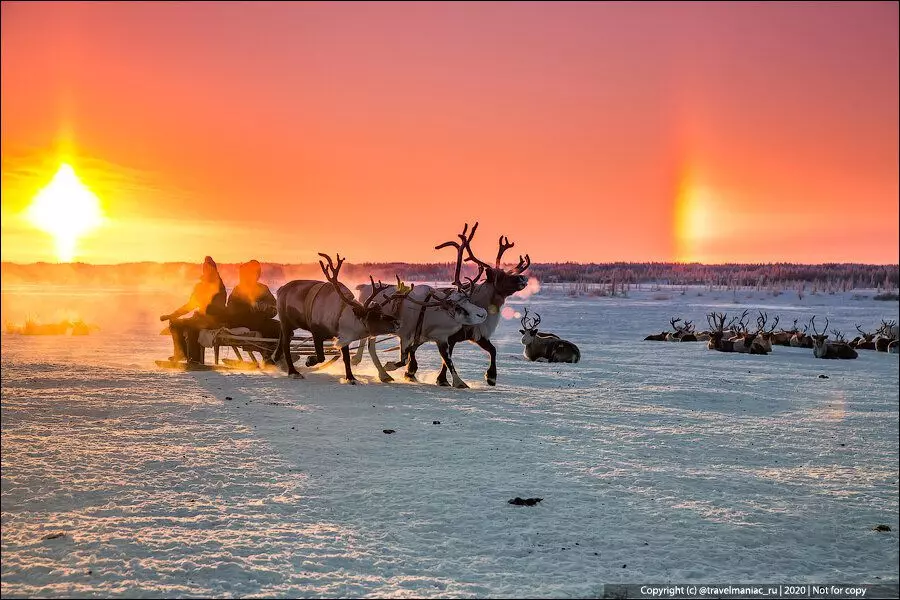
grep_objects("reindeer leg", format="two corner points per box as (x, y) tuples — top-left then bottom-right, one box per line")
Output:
(437, 341), (468, 389)
(404, 345), (420, 382)
(474, 337), (497, 386)
(368, 337), (393, 382)
(280, 322), (304, 379)
(306, 335), (326, 367)
(385, 338), (410, 372)
(351, 337), (366, 365)
(340, 346), (357, 384)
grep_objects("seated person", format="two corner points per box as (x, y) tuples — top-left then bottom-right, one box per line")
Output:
(226, 260), (280, 341)
(160, 256), (227, 363)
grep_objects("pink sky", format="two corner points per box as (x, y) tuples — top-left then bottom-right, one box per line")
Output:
(1, 1), (897, 264)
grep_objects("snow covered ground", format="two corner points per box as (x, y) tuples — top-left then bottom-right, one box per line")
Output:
(1, 285), (898, 598)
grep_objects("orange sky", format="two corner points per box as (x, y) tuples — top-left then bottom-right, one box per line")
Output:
(1, 1), (897, 265)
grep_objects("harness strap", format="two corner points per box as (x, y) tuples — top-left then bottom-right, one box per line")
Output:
(304, 282), (328, 328)
(412, 290), (432, 347)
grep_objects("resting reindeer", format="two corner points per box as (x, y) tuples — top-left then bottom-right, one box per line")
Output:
(809, 316), (858, 360)
(771, 319), (799, 347)
(351, 275), (488, 386)
(706, 312), (767, 354)
(850, 325), (877, 350)
(406, 222), (530, 387)
(666, 318), (697, 342)
(519, 309), (580, 363)
(790, 321), (814, 348)
(875, 320), (898, 352)
(272, 253), (402, 383)
(753, 312), (780, 353)
(644, 330), (670, 341)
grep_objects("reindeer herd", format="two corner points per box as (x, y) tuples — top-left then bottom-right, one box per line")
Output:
(273, 222), (535, 387)
(645, 310), (900, 359)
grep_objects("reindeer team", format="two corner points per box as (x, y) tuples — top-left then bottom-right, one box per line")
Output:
(273, 222), (550, 386)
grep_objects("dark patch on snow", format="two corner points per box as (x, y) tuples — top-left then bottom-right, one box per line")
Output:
(508, 497), (543, 506)
(874, 524), (892, 532)
(383, 429), (396, 434)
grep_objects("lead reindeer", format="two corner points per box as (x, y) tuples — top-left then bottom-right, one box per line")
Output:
(519, 308), (581, 363)
(272, 253), (402, 383)
(407, 222), (530, 387)
(809, 316), (858, 360)
(351, 273), (488, 386)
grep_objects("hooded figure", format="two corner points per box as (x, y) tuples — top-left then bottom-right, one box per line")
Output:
(226, 260), (280, 342)
(160, 256), (227, 363)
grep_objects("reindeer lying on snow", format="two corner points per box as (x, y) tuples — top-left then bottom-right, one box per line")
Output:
(809, 316), (858, 360)
(351, 274), (488, 386)
(666, 318), (698, 342)
(850, 325), (877, 350)
(706, 312), (768, 354)
(272, 253), (402, 383)
(875, 320), (899, 352)
(519, 308), (580, 363)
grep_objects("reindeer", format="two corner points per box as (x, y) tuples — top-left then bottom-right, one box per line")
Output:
(790, 321), (814, 348)
(272, 253), (402, 383)
(644, 330), (670, 341)
(850, 325), (877, 350)
(706, 312), (767, 354)
(809, 316), (858, 360)
(351, 274), (488, 386)
(519, 308), (581, 363)
(889, 340), (899, 354)
(753, 312), (780, 353)
(405, 222), (530, 387)
(666, 318), (697, 342)
(875, 320), (898, 352)
(771, 318), (799, 347)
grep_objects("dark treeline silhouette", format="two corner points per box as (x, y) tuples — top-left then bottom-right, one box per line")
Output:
(1, 261), (898, 291)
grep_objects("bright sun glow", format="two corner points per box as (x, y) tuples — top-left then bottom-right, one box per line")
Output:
(26, 164), (104, 262)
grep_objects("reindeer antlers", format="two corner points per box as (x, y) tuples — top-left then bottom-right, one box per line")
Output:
(521, 307), (541, 330)
(809, 315), (829, 337)
(436, 222), (481, 289)
(318, 252), (360, 308)
(496, 236), (515, 268)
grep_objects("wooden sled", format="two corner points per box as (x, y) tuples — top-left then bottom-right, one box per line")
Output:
(157, 332), (399, 373)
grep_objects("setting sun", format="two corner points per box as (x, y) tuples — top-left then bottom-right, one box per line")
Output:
(26, 163), (104, 262)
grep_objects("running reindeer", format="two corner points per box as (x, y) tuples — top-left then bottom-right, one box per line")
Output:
(272, 253), (402, 383)
(519, 308), (581, 363)
(809, 316), (858, 360)
(351, 273), (488, 386)
(405, 222), (530, 387)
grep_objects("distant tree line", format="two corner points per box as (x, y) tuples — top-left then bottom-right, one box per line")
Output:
(1, 261), (897, 291)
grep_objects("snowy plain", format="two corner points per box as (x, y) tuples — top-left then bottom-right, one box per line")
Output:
(1, 283), (898, 598)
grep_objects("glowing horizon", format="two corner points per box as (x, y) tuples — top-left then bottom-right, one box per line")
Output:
(1, 2), (897, 265)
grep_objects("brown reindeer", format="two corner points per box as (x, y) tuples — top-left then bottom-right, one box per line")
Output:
(809, 316), (858, 360)
(706, 312), (767, 354)
(754, 312), (780, 353)
(851, 325), (877, 350)
(771, 318), (798, 347)
(875, 320), (898, 352)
